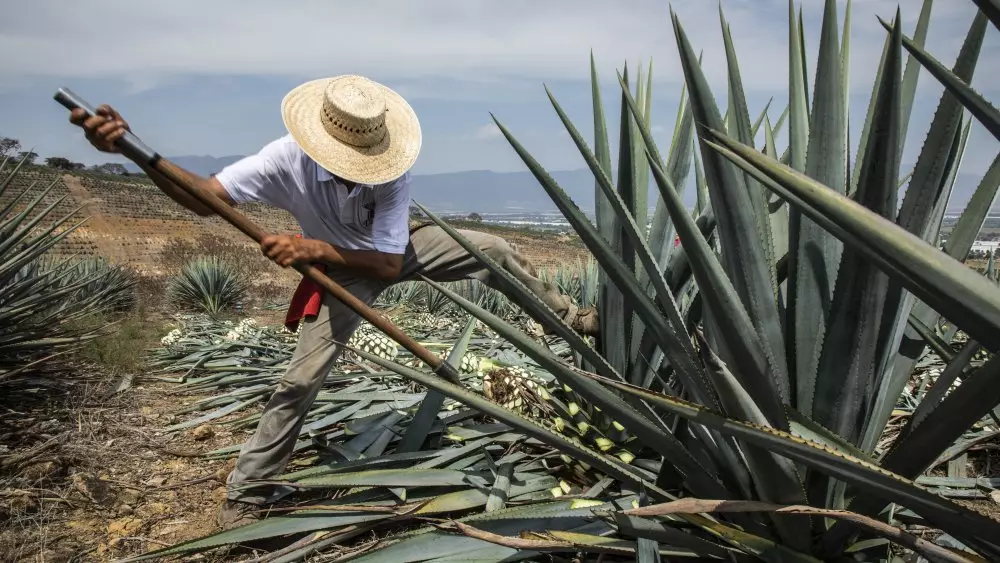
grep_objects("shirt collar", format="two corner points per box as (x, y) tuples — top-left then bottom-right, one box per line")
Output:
(315, 164), (376, 195)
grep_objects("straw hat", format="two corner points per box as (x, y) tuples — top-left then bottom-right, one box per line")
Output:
(281, 75), (421, 185)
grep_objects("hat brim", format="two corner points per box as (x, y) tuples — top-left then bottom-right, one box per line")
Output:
(281, 76), (421, 185)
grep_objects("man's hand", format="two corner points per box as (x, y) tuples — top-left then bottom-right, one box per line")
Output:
(70, 104), (130, 154)
(261, 235), (325, 268)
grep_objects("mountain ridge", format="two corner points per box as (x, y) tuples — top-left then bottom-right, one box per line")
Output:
(124, 154), (992, 213)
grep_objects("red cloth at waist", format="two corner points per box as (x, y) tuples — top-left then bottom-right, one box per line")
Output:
(284, 234), (324, 333)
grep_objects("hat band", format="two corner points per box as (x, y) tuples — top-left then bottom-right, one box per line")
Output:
(321, 105), (387, 148)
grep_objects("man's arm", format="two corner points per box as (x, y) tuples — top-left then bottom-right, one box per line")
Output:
(70, 104), (235, 216)
(260, 234), (403, 281)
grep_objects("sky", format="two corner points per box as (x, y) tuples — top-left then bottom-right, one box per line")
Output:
(1, 0), (998, 185)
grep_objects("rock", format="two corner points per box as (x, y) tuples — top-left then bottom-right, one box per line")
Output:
(991, 490), (1000, 504)
(71, 472), (113, 505)
(107, 516), (143, 535)
(145, 475), (168, 487)
(120, 488), (142, 506)
(190, 425), (215, 441)
(118, 504), (134, 516)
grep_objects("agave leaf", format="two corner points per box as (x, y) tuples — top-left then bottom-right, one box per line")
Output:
(874, 11), (987, 391)
(411, 204), (620, 382)
(792, 0), (848, 418)
(812, 7), (900, 446)
(580, 370), (1000, 556)
(671, 9), (790, 404)
(696, 331), (810, 547)
(907, 339), (979, 434)
(626, 499), (970, 563)
(840, 0), (851, 108)
(612, 514), (733, 559)
(881, 352), (1000, 483)
(488, 113), (726, 412)
(646, 79), (695, 284)
(118, 511), (390, 561)
(719, 5), (777, 296)
(970, 0), (1000, 30)
(883, 15), (1000, 141)
(703, 131), (1000, 353)
(545, 84), (712, 407)
(751, 99), (774, 138)
(868, 150), (1000, 453)
(898, 0), (935, 145)
(419, 275), (733, 500)
(640, 130), (788, 428)
(291, 468), (483, 489)
(397, 317), (477, 452)
(352, 344), (717, 515)
(693, 141), (709, 216)
(787, 0), (810, 173)
(823, 354), (1000, 557)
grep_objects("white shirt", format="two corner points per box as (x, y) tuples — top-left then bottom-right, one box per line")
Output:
(214, 135), (412, 254)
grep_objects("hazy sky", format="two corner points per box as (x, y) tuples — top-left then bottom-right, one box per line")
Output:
(1, 0), (997, 183)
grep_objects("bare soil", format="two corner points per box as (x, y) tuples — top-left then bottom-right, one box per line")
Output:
(0, 371), (268, 562)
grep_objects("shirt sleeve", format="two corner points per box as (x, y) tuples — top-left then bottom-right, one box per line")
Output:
(371, 174), (412, 254)
(214, 138), (294, 209)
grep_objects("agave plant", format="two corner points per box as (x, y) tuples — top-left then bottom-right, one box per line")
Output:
(117, 1), (1000, 561)
(167, 256), (249, 316)
(380, 0), (1000, 559)
(0, 157), (135, 385)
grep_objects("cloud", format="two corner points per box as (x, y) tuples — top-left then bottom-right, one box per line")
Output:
(473, 123), (503, 141)
(2, 0), (994, 100)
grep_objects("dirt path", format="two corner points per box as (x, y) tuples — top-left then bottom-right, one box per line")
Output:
(0, 376), (265, 562)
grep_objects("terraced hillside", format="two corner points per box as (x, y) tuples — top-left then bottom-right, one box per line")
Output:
(4, 166), (590, 285)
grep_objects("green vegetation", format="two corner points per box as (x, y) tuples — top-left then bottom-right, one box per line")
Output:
(167, 256), (249, 316)
(0, 156), (136, 387)
(120, 1), (1000, 561)
(9, 1), (1000, 561)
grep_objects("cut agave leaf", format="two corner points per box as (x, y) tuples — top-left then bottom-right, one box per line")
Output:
(626, 499), (970, 563)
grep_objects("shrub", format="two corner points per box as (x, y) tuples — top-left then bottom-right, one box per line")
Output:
(167, 256), (249, 316)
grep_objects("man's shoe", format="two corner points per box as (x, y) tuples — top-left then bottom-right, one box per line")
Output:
(217, 499), (261, 530)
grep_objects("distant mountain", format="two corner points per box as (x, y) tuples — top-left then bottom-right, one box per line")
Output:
(126, 154), (995, 214)
(122, 155), (649, 212)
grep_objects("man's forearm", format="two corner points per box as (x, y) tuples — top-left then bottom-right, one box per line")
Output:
(312, 240), (402, 280)
(138, 161), (216, 216)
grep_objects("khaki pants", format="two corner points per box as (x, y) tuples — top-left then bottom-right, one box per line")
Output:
(227, 226), (582, 503)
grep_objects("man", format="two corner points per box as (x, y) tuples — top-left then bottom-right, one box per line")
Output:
(70, 74), (598, 529)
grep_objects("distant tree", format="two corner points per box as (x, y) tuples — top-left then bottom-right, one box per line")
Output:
(90, 162), (129, 175)
(45, 156), (85, 171)
(0, 137), (21, 159)
(16, 150), (38, 165)
(466, 212), (483, 222)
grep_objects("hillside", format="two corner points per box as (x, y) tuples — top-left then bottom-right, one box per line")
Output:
(4, 167), (591, 288)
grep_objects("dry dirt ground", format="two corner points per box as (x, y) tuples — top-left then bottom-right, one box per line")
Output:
(0, 372), (271, 562)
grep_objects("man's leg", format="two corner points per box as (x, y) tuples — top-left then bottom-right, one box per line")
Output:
(399, 226), (598, 335)
(220, 275), (384, 528)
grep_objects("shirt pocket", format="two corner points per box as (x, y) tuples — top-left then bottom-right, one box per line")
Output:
(350, 191), (377, 230)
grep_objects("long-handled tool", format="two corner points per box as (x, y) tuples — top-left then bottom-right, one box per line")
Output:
(53, 87), (462, 384)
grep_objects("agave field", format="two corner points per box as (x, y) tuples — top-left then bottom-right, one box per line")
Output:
(5, 0), (1000, 561)
(91, 0), (1000, 561)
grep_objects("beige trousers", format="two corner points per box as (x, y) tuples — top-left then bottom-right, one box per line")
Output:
(226, 226), (581, 503)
